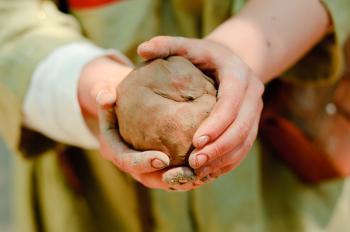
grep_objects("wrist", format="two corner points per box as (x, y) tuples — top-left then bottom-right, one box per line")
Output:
(205, 0), (330, 84)
(205, 19), (269, 81)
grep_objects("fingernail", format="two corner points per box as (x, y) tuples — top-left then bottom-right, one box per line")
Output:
(178, 179), (189, 184)
(96, 90), (114, 106)
(196, 135), (209, 148)
(195, 154), (208, 168)
(151, 159), (167, 169)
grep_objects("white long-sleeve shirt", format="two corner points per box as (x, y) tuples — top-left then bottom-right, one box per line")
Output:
(23, 42), (130, 149)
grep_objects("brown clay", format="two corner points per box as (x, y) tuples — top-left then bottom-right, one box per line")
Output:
(116, 56), (217, 166)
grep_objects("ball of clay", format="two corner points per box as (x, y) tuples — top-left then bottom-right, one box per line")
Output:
(116, 56), (217, 166)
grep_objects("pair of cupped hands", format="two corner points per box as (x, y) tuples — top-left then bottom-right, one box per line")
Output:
(79, 36), (264, 191)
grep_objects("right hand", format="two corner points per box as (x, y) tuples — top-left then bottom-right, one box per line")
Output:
(138, 36), (264, 182)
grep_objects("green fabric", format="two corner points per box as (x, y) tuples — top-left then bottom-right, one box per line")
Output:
(0, 1), (84, 101)
(0, 84), (20, 149)
(0, 0), (350, 231)
(0, 137), (15, 232)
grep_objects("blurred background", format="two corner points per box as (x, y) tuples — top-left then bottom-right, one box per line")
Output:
(0, 139), (14, 232)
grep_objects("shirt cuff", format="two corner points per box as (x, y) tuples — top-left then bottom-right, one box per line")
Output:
(23, 42), (131, 149)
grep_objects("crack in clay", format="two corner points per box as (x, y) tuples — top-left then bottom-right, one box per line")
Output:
(152, 89), (200, 103)
(116, 56), (217, 166)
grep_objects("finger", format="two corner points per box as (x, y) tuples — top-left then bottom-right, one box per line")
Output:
(97, 103), (170, 173)
(189, 78), (264, 169)
(218, 162), (241, 176)
(137, 36), (191, 60)
(138, 36), (242, 72)
(110, 150), (171, 174)
(196, 114), (261, 178)
(192, 65), (250, 149)
(163, 167), (200, 192)
(130, 171), (166, 189)
(194, 145), (242, 178)
(209, 162), (242, 180)
(132, 167), (198, 191)
(162, 167), (196, 186)
(138, 36), (219, 69)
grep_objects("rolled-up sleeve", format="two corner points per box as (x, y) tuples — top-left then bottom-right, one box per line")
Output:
(0, 0), (84, 147)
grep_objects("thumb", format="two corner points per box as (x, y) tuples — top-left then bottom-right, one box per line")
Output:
(95, 87), (117, 109)
(137, 36), (178, 60)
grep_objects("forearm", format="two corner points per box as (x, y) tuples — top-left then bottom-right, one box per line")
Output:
(206, 0), (331, 83)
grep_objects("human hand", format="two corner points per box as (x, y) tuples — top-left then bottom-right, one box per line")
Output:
(78, 56), (199, 191)
(138, 36), (264, 181)
(96, 92), (201, 191)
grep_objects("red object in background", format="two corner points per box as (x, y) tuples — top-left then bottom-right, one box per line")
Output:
(259, 78), (350, 183)
(68, 0), (121, 9)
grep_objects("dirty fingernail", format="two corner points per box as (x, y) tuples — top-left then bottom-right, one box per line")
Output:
(196, 135), (209, 148)
(195, 154), (208, 168)
(151, 159), (167, 169)
(178, 179), (189, 184)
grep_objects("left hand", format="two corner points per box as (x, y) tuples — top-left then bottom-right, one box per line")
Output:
(78, 56), (199, 191)
(97, 94), (202, 191)
(138, 36), (264, 181)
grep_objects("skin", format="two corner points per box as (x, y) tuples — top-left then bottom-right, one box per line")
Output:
(116, 56), (217, 166)
(78, 0), (330, 191)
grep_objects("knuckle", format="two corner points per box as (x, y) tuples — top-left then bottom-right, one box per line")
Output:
(233, 65), (249, 84)
(111, 155), (123, 169)
(115, 154), (138, 173)
(233, 62), (251, 83)
(251, 75), (264, 92)
(224, 95), (240, 110)
(209, 170), (221, 179)
(259, 99), (264, 111)
(226, 151), (238, 164)
(152, 35), (169, 43)
(198, 121), (220, 142)
(236, 121), (250, 142)
(243, 138), (254, 154)
(256, 80), (265, 96)
(221, 164), (235, 175)
(174, 36), (186, 43)
(197, 49), (213, 65)
(218, 154), (229, 166)
(210, 143), (229, 160)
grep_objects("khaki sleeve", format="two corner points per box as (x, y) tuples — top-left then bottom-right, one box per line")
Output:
(282, 0), (350, 85)
(0, 0), (85, 101)
(0, 0), (84, 145)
